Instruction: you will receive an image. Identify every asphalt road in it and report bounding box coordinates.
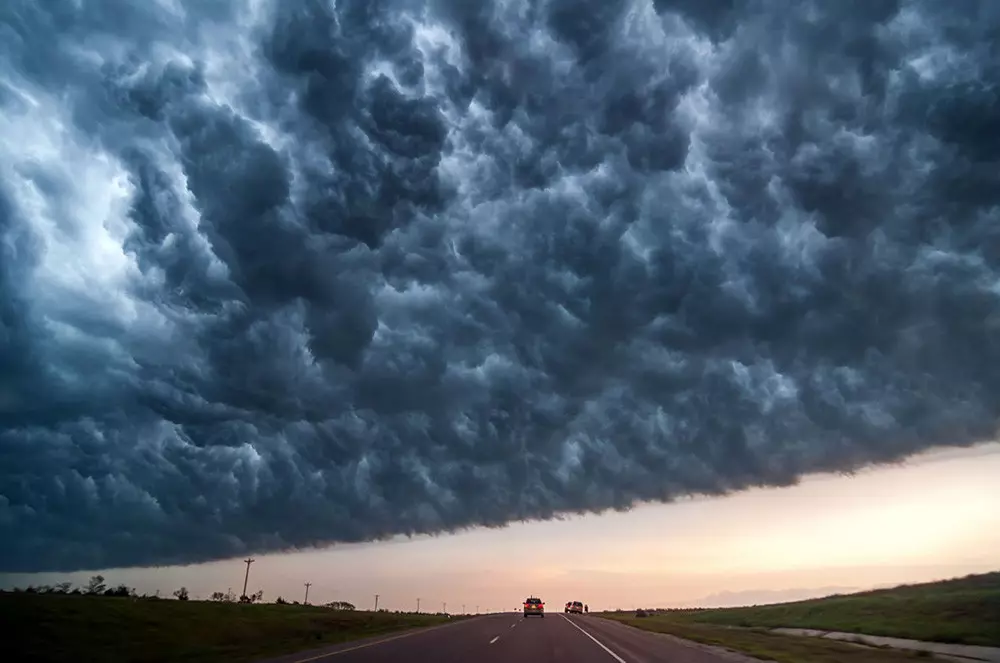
[259,612,750,663]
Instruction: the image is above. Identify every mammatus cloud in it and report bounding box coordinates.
[1,0,998,572]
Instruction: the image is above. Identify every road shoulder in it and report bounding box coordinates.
[771,628,1000,662]
[256,616,478,663]
[593,614,945,662]
[575,616,767,662]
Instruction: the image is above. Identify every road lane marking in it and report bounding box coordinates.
[490,636,500,644]
[286,617,481,662]
[560,615,627,663]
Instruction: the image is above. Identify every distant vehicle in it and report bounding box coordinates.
[567,600,583,614]
[524,597,545,618]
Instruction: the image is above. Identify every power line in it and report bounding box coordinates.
[241,558,255,600]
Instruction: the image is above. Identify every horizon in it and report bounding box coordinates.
[4,441,998,612]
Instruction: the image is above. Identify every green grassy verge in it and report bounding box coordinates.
[664,571,1000,647]
[602,614,938,663]
[2,593,456,663]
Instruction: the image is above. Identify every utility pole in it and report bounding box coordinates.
[416,597,421,613]
[462,604,465,614]
[374,594,379,612]
[443,602,446,614]
[476,605,479,614]
[304,583,311,605]
[241,558,255,600]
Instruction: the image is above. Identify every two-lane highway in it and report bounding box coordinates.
[258,612,755,663]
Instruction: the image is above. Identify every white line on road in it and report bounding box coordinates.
[560,615,627,663]
[490,636,500,644]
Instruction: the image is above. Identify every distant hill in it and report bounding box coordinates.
[671,585,863,609]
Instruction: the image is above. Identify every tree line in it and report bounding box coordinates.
[2,575,188,600]
[3,575,355,609]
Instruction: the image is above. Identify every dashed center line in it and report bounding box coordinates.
[490,636,500,644]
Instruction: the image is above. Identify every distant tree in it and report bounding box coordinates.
[237,590,263,604]
[54,582,73,594]
[275,596,288,605]
[86,575,107,595]
[173,587,189,601]
[105,585,133,597]
[210,591,226,602]
[325,601,356,611]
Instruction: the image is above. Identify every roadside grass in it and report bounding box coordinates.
[3,592,456,663]
[602,615,941,663]
[661,571,1000,647]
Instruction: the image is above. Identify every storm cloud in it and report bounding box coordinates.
[2,0,999,572]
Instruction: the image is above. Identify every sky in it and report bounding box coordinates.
[3,441,998,611]
[3,0,1000,584]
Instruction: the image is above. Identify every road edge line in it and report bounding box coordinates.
[560,615,627,663]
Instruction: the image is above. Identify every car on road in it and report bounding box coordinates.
[566,600,584,614]
[523,597,545,618]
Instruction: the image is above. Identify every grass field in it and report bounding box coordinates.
[598,570,1000,661]
[600,615,939,663]
[2,592,456,663]
[667,571,1000,647]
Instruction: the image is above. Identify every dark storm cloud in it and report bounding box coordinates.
[1,0,999,572]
